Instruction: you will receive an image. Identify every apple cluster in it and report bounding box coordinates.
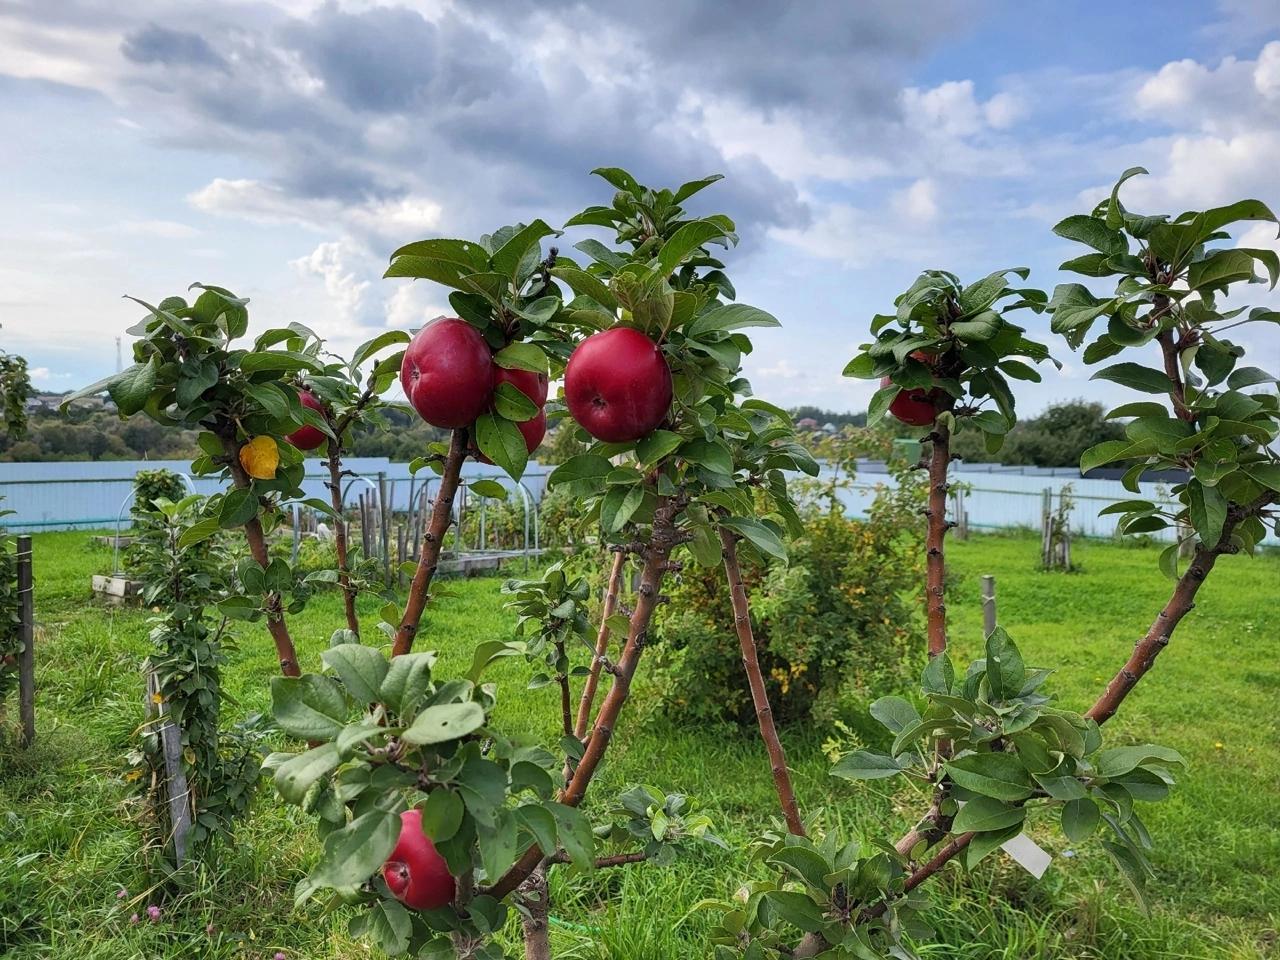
[385,316,674,453]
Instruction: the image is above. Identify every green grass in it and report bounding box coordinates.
[2,530,1278,959]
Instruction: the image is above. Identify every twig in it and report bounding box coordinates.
[574,550,626,739]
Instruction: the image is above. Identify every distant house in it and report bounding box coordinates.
[821,422,837,433]
[796,417,819,430]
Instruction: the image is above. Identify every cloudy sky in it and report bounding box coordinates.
[3,0,1279,415]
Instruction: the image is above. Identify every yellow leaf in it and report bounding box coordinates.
[239,435,280,480]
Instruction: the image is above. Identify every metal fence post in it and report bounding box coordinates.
[17,535,34,748]
[981,574,996,638]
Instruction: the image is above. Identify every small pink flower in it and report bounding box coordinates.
[275,953,286,960]
[129,914,139,925]
[206,923,215,935]
[115,888,128,899]
[146,905,161,921]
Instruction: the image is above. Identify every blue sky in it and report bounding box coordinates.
[2,0,1278,415]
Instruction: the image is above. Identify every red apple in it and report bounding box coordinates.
[564,328,672,442]
[401,317,494,428]
[382,808,455,911]
[284,389,329,450]
[881,377,939,426]
[494,366,549,406]
[472,408,546,464]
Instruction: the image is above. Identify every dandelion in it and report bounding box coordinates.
[146,905,161,921]
[1214,742,1224,750]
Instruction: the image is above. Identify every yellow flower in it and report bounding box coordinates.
[239,435,280,480]
[1214,742,1224,750]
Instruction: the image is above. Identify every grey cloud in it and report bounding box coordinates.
[122,23,228,71]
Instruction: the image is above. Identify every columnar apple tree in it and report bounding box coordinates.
[703,174,1279,959]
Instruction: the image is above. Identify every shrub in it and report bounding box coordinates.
[655,467,926,725]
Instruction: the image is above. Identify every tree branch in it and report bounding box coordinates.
[325,436,360,637]
[485,492,683,900]
[392,429,467,657]
[573,550,626,740]
[221,436,300,677]
[924,424,951,659]
[719,525,805,836]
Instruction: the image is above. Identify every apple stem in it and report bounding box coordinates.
[392,429,468,657]
[719,524,805,837]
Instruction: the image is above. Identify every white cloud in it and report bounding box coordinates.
[289,239,372,324]
[983,91,1024,129]
[116,219,200,238]
[1254,41,1280,99]
[187,178,442,240]
[902,80,984,137]
[892,178,939,222]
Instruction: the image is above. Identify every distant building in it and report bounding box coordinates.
[796,417,819,430]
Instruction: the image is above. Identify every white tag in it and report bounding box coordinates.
[1000,833,1051,878]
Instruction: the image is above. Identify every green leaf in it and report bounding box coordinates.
[1053,215,1127,256]
[363,900,411,957]
[764,891,826,933]
[469,478,509,500]
[830,750,905,781]
[672,174,724,205]
[274,743,341,804]
[108,356,159,416]
[239,350,322,375]
[492,220,558,279]
[549,802,595,869]
[492,382,539,422]
[600,484,645,533]
[951,796,1026,833]
[421,790,465,842]
[177,516,221,549]
[321,644,389,706]
[680,438,734,474]
[477,808,520,879]
[550,266,617,310]
[352,329,411,369]
[311,808,400,888]
[1080,438,1155,473]
[721,517,787,561]
[686,303,779,338]
[636,429,683,466]
[1187,479,1227,544]
[379,652,435,716]
[944,753,1033,801]
[869,696,921,735]
[475,411,528,481]
[1187,249,1259,292]
[548,454,612,486]
[516,804,558,856]
[1091,362,1170,394]
[984,627,1025,701]
[656,219,734,276]
[402,701,485,745]
[1062,797,1101,842]
[1094,744,1185,778]
[1240,462,1280,493]
[271,674,348,741]
[492,341,549,374]
[218,488,258,529]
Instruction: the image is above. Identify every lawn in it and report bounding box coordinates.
[1,529,1277,959]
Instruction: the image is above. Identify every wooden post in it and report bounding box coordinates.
[1040,487,1052,568]
[17,535,35,749]
[146,669,191,866]
[981,574,996,638]
[379,473,392,585]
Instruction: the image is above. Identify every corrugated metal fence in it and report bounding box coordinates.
[0,457,1272,545]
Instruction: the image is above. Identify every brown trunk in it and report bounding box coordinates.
[487,493,682,901]
[555,639,573,738]
[222,437,300,677]
[573,550,625,739]
[719,526,805,836]
[924,424,950,659]
[519,868,550,960]
[391,429,467,657]
[326,439,360,636]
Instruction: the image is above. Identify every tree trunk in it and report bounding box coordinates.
[924,425,951,659]
[519,868,550,960]
[222,437,301,677]
[719,526,804,836]
[326,438,360,636]
[573,550,625,739]
[392,429,467,657]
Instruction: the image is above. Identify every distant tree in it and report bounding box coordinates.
[789,406,867,429]
[950,399,1124,467]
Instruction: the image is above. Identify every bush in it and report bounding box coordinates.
[654,466,926,725]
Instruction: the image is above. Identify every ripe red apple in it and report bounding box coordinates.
[564,328,672,443]
[494,366,549,406]
[382,808,455,911]
[472,408,546,464]
[401,317,494,428]
[882,379,939,426]
[284,389,329,450]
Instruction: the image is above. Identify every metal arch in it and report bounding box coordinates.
[113,471,198,574]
